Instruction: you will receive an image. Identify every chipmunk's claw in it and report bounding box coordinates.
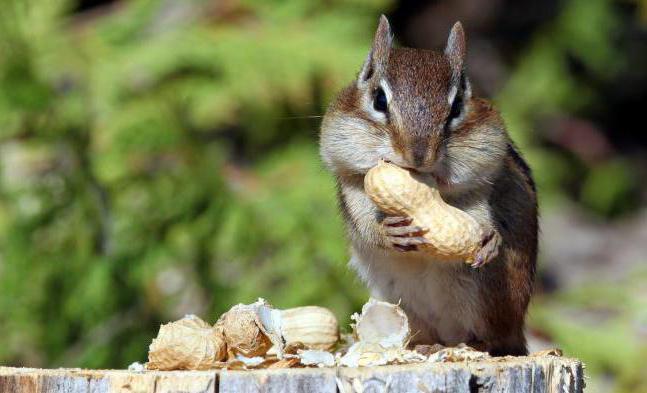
[393,244,418,252]
[471,255,486,268]
[386,225,428,237]
[383,215,429,252]
[383,216,412,227]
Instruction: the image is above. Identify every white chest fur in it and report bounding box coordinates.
[350,246,484,346]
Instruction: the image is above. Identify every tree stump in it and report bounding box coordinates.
[0,355,584,392]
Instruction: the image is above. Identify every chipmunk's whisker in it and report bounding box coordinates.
[279,115,324,119]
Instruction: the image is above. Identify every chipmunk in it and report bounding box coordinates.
[320,16,537,356]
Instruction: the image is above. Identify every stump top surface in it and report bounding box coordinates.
[0,356,584,393]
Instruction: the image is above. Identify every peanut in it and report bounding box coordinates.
[364,161,482,262]
[147,315,226,370]
[280,306,339,351]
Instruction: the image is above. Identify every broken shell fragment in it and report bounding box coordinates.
[339,299,421,367]
[298,349,336,367]
[365,160,483,263]
[354,298,410,348]
[253,299,285,356]
[267,357,300,369]
[427,344,490,362]
[147,315,226,370]
[217,299,278,358]
[339,342,426,367]
[339,342,386,367]
[280,306,339,351]
[235,354,266,368]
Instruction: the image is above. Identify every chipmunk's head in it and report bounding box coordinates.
[320,16,508,191]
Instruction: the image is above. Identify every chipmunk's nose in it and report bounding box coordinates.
[411,139,428,168]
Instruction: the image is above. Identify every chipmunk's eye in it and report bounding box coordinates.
[373,87,388,113]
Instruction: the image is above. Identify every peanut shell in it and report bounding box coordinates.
[364,161,483,262]
[147,315,226,370]
[218,304,273,358]
[280,306,339,351]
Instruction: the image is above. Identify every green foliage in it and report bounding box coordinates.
[580,159,637,216]
[0,0,380,367]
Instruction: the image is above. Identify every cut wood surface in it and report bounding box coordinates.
[0,355,584,393]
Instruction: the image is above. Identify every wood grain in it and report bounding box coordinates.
[0,355,584,392]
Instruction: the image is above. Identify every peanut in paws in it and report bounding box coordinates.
[365,161,483,263]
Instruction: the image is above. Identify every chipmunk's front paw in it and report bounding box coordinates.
[382,216,429,252]
[471,229,502,268]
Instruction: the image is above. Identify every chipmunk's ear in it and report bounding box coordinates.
[358,15,392,85]
[445,22,466,83]
[445,22,471,125]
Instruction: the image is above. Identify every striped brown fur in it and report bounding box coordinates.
[320,16,537,356]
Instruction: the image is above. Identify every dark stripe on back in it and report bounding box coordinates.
[507,143,536,193]
[336,180,354,228]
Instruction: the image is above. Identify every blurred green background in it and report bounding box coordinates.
[0,0,646,391]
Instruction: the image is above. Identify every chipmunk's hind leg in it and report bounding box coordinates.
[487,332,528,356]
